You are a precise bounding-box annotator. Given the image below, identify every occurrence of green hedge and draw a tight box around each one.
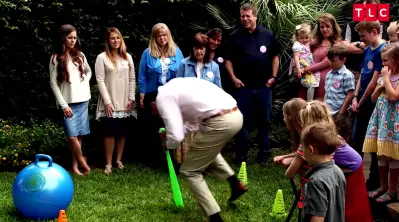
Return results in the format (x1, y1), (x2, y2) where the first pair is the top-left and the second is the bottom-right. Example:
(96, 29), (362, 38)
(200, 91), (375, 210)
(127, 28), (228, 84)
(0, 117), (289, 171)
(0, 119), (68, 171)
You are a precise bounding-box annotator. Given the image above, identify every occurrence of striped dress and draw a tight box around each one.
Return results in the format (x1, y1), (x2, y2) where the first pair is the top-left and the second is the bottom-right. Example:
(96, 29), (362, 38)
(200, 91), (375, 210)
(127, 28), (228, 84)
(296, 146), (312, 208)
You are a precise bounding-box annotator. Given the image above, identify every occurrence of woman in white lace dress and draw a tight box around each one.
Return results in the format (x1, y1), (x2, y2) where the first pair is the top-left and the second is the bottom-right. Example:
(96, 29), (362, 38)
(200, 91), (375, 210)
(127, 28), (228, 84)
(95, 27), (136, 175)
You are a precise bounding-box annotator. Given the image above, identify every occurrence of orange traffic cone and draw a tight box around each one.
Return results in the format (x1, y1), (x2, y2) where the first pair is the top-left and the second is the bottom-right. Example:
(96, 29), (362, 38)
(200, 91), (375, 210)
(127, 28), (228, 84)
(58, 210), (68, 222)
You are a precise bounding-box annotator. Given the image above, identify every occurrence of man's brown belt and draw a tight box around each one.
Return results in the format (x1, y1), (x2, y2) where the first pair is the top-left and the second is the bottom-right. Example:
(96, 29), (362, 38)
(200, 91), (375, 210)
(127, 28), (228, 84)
(202, 107), (238, 122)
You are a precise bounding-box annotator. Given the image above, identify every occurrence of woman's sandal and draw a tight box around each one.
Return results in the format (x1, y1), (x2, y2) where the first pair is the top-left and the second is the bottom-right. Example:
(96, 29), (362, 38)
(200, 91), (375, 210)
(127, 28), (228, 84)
(376, 192), (397, 203)
(116, 161), (124, 169)
(368, 188), (387, 199)
(104, 164), (112, 175)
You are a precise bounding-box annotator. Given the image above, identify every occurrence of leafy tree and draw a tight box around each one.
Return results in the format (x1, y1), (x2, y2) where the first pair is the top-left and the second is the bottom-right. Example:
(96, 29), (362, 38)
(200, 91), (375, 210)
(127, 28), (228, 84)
(204, 0), (354, 120)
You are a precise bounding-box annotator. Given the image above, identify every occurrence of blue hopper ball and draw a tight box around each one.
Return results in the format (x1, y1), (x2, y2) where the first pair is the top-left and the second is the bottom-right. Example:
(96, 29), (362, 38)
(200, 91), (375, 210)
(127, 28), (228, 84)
(12, 154), (74, 220)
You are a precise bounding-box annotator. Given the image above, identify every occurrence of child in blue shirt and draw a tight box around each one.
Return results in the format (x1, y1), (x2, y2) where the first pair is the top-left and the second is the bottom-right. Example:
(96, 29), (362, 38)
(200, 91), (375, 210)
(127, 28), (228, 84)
(352, 21), (386, 190)
(325, 44), (355, 143)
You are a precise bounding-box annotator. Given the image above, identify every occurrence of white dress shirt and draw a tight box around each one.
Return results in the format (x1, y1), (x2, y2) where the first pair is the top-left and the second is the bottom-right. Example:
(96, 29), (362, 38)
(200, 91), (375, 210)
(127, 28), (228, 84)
(156, 77), (237, 149)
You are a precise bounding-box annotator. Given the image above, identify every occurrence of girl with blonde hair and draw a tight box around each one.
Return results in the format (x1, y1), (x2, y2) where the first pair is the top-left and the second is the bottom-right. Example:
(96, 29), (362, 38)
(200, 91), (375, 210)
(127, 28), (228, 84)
(364, 43), (399, 203)
(95, 27), (136, 175)
(289, 23), (320, 101)
(274, 98), (308, 214)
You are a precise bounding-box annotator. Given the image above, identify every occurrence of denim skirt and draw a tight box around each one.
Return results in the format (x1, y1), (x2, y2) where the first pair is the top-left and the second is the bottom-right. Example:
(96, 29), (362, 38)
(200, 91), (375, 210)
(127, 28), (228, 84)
(62, 101), (90, 137)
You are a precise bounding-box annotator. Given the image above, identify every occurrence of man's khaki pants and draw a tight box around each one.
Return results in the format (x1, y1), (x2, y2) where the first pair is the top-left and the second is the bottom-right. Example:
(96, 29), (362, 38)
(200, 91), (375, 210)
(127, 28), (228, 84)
(179, 110), (243, 216)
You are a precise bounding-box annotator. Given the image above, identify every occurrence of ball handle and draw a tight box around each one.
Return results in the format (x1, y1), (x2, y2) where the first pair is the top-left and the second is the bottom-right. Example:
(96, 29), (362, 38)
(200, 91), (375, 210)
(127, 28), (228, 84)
(34, 154), (53, 167)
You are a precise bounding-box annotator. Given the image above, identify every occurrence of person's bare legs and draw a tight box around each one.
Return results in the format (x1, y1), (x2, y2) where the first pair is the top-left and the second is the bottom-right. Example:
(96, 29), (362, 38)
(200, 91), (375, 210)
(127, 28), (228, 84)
(104, 136), (115, 174)
(71, 153), (83, 176)
(115, 136), (126, 168)
(68, 136), (90, 176)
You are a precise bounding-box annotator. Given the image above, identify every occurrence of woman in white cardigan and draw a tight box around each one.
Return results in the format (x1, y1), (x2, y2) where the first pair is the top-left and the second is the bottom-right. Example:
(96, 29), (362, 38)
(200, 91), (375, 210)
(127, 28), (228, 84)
(49, 24), (92, 176)
(95, 27), (136, 175)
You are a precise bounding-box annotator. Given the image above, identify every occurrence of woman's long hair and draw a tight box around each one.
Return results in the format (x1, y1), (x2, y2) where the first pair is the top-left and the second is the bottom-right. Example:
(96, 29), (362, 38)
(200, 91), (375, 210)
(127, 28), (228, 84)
(148, 23), (177, 58)
(312, 13), (341, 49)
(52, 24), (84, 84)
(104, 27), (128, 68)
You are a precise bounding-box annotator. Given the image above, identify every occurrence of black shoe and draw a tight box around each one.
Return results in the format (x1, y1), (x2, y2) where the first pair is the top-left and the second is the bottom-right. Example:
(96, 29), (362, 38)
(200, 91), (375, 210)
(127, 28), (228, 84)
(209, 212), (224, 222)
(229, 181), (249, 202)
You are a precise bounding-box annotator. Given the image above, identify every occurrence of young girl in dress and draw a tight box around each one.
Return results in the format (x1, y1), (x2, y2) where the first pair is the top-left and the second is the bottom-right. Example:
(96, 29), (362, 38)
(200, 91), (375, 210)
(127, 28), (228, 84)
(275, 99), (372, 222)
(49, 24), (91, 176)
(276, 98), (308, 215)
(289, 23), (321, 101)
(364, 43), (399, 203)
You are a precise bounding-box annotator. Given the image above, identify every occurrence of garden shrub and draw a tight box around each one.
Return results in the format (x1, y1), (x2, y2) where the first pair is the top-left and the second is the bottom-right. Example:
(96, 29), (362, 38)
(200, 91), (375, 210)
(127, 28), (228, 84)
(0, 119), (68, 171)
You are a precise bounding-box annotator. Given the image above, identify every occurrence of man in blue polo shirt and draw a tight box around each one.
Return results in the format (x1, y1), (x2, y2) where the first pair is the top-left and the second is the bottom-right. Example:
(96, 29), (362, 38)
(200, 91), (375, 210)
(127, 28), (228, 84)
(225, 3), (280, 167)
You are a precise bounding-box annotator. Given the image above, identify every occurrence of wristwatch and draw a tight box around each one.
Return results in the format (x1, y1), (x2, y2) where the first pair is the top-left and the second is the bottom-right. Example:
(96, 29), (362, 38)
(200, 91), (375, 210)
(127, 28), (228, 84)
(355, 41), (361, 48)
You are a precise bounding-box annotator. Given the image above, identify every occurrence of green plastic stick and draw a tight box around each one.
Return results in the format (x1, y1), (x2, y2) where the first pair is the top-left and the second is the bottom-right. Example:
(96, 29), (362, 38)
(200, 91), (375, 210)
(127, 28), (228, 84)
(159, 127), (184, 209)
(166, 150), (184, 209)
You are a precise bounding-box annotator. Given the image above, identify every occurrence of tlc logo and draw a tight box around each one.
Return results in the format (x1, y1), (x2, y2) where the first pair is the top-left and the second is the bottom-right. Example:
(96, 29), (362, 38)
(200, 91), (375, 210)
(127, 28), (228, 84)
(353, 4), (390, 22)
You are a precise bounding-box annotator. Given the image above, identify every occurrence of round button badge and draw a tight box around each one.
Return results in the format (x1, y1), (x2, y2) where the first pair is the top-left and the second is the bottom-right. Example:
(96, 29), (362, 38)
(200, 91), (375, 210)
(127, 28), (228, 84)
(260, 45), (267, 53)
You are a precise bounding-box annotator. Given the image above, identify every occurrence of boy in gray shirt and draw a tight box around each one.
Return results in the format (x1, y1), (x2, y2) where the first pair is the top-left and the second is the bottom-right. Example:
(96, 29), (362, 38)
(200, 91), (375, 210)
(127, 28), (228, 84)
(300, 122), (346, 222)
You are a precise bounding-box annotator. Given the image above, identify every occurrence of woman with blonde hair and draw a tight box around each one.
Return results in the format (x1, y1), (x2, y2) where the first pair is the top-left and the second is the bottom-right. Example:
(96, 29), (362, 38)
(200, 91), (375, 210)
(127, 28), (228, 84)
(49, 24), (92, 176)
(138, 23), (184, 107)
(95, 27), (136, 175)
(138, 23), (184, 162)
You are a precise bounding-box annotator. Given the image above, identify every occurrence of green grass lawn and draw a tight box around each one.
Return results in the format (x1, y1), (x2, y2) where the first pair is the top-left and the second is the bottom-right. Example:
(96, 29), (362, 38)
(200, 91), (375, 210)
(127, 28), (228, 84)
(0, 150), (298, 222)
